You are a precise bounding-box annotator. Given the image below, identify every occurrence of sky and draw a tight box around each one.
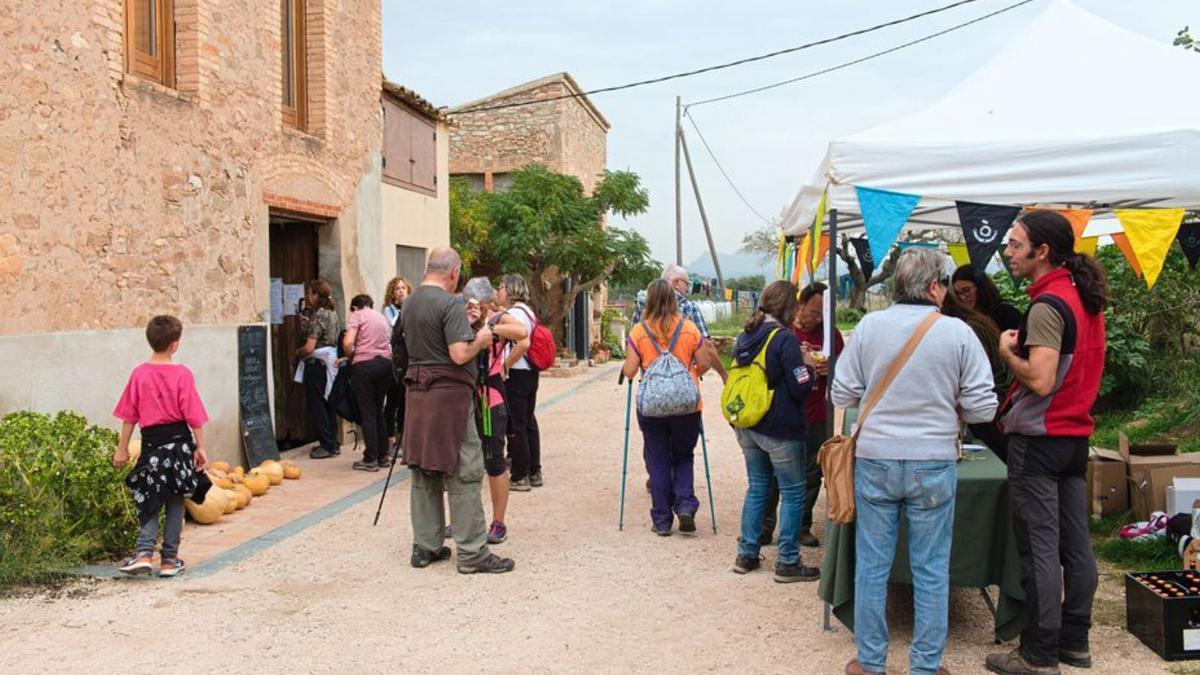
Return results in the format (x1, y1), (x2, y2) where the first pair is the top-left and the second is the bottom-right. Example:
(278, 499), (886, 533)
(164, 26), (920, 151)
(381, 0), (1196, 266)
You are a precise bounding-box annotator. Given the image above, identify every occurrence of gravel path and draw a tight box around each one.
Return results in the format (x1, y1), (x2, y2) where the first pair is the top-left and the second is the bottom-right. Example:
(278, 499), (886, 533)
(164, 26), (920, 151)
(0, 365), (1169, 673)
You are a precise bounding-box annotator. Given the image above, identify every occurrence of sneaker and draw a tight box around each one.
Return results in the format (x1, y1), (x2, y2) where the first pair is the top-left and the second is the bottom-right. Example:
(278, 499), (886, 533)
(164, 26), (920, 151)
(799, 530), (820, 548)
(118, 553), (154, 575)
(309, 447), (336, 459)
(652, 524), (672, 537)
(985, 649), (1060, 674)
(377, 454), (392, 468)
(529, 472), (543, 488)
(677, 513), (697, 533)
(845, 659), (885, 675)
(352, 460), (379, 472)
(774, 562), (820, 583)
(732, 554), (762, 574)
(457, 553), (515, 574)
(488, 521), (508, 544)
(158, 558), (187, 577)
(510, 477), (532, 492)
(410, 545), (451, 568)
(1058, 647), (1091, 669)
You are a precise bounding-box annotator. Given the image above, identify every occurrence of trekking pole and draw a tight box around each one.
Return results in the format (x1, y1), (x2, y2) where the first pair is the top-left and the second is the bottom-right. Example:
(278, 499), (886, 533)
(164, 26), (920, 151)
(618, 371), (632, 530)
(698, 418), (717, 534)
(373, 438), (402, 526)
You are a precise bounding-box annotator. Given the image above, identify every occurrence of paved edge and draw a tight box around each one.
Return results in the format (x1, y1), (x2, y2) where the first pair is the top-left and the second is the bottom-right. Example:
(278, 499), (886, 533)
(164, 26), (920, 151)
(75, 363), (620, 580)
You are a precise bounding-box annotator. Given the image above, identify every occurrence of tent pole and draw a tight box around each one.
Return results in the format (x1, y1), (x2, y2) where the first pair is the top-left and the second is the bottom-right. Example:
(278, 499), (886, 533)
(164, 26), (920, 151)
(823, 206), (838, 634)
(679, 126), (725, 294)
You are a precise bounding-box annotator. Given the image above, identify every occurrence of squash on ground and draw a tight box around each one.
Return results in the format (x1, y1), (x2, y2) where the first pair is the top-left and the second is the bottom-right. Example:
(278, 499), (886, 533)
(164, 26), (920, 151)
(232, 483), (252, 509)
(207, 469), (234, 490)
(243, 472), (270, 496)
(254, 461), (284, 486)
(185, 490), (227, 524)
(282, 462), (301, 480)
(231, 466), (245, 483)
(210, 461), (230, 472)
(220, 488), (238, 514)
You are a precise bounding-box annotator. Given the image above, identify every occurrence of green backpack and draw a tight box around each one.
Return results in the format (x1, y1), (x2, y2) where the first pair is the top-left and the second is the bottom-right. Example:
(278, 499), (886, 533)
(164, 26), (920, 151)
(720, 328), (780, 429)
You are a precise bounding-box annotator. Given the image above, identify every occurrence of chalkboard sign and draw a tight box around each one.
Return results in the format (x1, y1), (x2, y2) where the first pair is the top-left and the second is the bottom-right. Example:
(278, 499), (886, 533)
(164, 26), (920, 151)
(238, 325), (279, 467)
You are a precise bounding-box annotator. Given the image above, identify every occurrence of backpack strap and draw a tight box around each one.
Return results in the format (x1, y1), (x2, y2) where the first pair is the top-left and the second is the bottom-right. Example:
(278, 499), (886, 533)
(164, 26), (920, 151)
(666, 318), (685, 352)
(640, 321), (667, 357)
(853, 312), (941, 440)
(753, 328), (781, 369)
(514, 304), (538, 328)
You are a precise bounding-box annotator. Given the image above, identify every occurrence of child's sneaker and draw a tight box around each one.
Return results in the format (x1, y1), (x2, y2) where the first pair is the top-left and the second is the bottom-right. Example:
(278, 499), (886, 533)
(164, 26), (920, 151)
(488, 520), (508, 544)
(159, 558), (187, 577)
(118, 553), (154, 575)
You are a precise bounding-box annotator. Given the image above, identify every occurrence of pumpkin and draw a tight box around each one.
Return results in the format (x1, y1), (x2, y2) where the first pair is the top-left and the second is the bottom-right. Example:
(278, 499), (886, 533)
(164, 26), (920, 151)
(221, 488), (238, 514)
(243, 472), (270, 496)
(232, 483), (252, 509)
(231, 466), (245, 483)
(254, 461), (284, 486)
(207, 469), (234, 490)
(282, 463), (301, 480)
(184, 490), (227, 524)
(210, 461), (230, 472)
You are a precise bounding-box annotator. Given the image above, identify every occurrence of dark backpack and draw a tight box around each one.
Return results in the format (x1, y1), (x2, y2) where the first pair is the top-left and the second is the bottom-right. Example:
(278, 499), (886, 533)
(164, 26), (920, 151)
(328, 365), (359, 424)
(390, 315), (409, 378)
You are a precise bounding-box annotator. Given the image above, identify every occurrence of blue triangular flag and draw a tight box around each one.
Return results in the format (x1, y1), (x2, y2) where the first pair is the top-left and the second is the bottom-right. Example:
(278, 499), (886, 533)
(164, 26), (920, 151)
(856, 187), (920, 265)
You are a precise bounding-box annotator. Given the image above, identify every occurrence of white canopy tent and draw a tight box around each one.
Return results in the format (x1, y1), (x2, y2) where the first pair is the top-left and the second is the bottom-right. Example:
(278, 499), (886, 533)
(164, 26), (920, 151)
(781, 0), (1200, 239)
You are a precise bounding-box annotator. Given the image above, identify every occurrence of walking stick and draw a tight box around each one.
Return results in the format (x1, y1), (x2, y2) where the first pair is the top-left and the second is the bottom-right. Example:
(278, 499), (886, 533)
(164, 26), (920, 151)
(373, 438), (402, 526)
(618, 371), (632, 530)
(698, 418), (717, 534)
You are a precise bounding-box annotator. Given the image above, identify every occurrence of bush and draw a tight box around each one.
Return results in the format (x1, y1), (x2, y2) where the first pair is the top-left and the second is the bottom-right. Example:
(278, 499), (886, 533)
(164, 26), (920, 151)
(0, 411), (138, 587)
(836, 306), (864, 327)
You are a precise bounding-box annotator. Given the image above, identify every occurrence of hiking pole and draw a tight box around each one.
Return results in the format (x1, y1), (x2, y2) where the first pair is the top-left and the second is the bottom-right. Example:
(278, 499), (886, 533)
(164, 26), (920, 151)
(373, 438), (402, 526)
(698, 418), (717, 534)
(618, 371), (632, 530)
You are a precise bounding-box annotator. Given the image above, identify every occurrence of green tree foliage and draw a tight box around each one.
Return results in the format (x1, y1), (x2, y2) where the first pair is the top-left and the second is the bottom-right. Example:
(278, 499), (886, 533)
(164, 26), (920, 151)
(449, 165), (658, 339)
(725, 275), (766, 292)
(1175, 25), (1199, 52)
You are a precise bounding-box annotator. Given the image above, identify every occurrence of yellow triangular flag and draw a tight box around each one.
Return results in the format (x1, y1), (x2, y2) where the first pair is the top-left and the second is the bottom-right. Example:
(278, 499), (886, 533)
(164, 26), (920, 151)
(775, 232), (786, 280)
(1110, 233), (1143, 279)
(1075, 236), (1099, 257)
(947, 243), (971, 267)
(1115, 209), (1186, 288)
(810, 192), (828, 271)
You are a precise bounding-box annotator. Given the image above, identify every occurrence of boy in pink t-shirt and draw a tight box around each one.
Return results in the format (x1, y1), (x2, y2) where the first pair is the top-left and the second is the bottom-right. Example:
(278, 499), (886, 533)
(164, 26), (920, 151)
(112, 315), (210, 577)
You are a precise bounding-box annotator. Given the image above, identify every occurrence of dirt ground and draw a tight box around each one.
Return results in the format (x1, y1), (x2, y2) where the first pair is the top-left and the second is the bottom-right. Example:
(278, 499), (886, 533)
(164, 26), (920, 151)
(0, 365), (1173, 673)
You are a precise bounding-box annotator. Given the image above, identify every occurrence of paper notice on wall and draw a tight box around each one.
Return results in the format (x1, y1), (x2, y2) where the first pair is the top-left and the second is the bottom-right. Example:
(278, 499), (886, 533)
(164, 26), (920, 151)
(269, 278), (284, 325)
(283, 284), (305, 317)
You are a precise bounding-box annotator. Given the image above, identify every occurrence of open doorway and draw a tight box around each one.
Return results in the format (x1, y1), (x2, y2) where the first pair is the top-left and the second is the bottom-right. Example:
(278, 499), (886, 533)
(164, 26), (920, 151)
(268, 212), (324, 449)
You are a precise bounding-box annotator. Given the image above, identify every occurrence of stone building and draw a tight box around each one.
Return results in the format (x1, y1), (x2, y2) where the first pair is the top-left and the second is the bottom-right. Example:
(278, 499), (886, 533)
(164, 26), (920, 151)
(0, 1), (444, 465)
(448, 72), (610, 354)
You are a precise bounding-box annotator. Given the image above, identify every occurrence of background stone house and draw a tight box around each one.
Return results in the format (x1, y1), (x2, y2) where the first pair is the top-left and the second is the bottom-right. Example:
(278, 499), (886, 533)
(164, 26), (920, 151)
(0, 1), (445, 465)
(448, 72), (610, 356)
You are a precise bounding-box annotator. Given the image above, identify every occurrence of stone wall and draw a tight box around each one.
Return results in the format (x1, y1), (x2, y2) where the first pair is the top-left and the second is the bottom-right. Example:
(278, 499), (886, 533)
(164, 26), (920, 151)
(449, 82), (566, 179)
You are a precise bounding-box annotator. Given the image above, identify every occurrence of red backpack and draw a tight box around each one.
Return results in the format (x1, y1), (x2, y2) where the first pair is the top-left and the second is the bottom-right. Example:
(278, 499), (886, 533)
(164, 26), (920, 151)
(515, 306), (556, 372)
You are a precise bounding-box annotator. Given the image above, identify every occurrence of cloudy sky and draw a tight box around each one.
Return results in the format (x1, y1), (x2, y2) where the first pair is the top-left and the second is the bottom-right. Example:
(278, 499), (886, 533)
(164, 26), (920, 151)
(382, 0), (1195, 265)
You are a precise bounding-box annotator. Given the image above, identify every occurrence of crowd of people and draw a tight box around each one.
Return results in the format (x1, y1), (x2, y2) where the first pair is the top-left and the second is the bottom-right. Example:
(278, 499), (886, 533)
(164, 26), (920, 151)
(109, 210), (1108, 673)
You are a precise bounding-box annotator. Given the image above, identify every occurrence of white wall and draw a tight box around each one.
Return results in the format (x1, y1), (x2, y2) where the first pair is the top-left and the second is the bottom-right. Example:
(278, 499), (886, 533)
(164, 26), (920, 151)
(0, 325), (246, 466)
(380, 120), (450, 284)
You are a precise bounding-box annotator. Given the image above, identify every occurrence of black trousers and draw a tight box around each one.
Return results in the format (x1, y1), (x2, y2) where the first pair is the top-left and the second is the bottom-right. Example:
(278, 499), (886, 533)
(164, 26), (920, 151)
(763, 420), (826, 535)
(303, 359), (338, 452)
(1008, 434), (1096, 666)
(384, 375), (406, 444)
(505, 369), (541, 481)
(351, 357), (393, 463)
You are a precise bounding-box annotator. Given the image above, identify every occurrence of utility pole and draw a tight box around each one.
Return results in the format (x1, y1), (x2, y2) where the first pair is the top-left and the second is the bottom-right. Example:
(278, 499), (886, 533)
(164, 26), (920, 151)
(678, 126), (725, 294)
(674, 96), (682, 266)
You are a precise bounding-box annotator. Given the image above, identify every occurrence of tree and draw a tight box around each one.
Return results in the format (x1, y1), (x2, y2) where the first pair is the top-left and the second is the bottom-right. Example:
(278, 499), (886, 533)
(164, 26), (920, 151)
(725, 275), (766, 292)
(450, 165), (659, 342)
(1175, 25), (1200, 52)
(740, 222), (783, 265)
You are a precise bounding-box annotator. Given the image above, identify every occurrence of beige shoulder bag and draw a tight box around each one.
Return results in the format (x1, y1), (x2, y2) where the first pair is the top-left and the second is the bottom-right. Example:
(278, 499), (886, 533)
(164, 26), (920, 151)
(818, 312), (941, 524)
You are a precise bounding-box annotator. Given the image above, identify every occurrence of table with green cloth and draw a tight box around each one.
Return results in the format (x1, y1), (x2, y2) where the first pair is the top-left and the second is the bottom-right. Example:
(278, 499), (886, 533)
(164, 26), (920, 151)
(815, 446), (1026, 642)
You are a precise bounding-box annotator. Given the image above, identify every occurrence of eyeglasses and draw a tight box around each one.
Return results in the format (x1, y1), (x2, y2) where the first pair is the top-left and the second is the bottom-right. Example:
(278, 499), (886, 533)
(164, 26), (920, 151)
(1005, 239), (1029, 251)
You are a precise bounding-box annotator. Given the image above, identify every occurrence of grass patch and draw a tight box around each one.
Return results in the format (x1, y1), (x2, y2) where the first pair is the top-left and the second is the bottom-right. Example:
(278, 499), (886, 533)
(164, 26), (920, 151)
(1094, 535), (1179, 572)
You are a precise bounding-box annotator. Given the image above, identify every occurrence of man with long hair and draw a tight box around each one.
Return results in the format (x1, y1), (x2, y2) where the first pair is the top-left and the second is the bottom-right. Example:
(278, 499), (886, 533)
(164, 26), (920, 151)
(985, 211), (1109, 675)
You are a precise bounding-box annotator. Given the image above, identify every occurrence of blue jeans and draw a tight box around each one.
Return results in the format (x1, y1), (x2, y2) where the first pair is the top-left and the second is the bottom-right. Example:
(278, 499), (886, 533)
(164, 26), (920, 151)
(854, 458), (956, 675)
(735, 428), (806, 565)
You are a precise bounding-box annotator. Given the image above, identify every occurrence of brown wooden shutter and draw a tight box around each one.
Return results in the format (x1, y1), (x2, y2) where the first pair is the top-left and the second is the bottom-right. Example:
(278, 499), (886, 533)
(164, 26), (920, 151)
(382, 98), (413, 185)
(410, 116), (436, 193)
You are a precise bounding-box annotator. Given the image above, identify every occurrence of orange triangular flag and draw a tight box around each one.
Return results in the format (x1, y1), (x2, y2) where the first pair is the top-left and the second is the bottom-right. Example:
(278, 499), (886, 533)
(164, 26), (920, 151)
(1024, 207), (1092, 244)
(1110, 233), (1143, 279)
(808, 233), (831, 277)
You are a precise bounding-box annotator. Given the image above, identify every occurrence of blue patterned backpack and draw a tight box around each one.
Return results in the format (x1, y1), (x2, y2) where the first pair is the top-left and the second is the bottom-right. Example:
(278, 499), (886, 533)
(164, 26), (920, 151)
(636, 320), (701, 418)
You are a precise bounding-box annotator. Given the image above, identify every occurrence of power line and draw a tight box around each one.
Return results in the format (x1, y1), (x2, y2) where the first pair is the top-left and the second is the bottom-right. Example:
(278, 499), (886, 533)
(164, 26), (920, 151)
(683, 110), (772, 225)
(448, 0), (998, 115)
(685, 0), (1036, 108)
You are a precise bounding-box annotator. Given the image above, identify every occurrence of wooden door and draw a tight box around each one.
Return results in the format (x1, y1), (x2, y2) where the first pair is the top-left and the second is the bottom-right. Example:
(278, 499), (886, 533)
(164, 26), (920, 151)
(269, 215), (320, 446)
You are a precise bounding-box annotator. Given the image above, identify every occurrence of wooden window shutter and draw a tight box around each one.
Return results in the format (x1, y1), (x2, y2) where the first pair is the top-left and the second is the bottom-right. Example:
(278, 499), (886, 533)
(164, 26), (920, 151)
(382, 99), (413, 185)
(410, 117), (437, 193)
(281, 0), (307, 130)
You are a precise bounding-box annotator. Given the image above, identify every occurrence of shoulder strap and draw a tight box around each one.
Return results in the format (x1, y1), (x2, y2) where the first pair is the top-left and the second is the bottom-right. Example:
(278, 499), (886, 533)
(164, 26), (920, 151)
(514, 304), (538, 328)
(753, 328), (781, 368)
(641, 321), (667, 357)
(853, 312), (941, 439)
(666, 318), (685, 352)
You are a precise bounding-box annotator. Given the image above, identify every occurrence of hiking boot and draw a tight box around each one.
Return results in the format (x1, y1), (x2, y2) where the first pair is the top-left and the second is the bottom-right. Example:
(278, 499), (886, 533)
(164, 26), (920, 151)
(410, 545), (451, 568)
(488, 521), (508, 544)
(377, 454), (392, 468)
(529, 472), (544, 487)
(677, 513), (697, 533)
(309, 446), (336, 459)
(652, 524), (672, 537)
(774, 562), (820, 583)
(510, 477), (532, 492)
(118, 553), (154, 576)
(845, 659), (885, 675)
(732, 554), (762, 574)
(1058, 647), (1091, 669)
(158, 558), (187, 577)
(457, 553), (515, 574)
(352, 460), (379, 472)
(985, 649), (1060, 674)
(799, 530), (820, 547)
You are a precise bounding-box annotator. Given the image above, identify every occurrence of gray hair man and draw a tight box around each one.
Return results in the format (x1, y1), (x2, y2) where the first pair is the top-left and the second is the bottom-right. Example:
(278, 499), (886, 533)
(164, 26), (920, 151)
(633, 264), (728, 382)
(400, 246), (514, 574)
(833, 248), (997, 675)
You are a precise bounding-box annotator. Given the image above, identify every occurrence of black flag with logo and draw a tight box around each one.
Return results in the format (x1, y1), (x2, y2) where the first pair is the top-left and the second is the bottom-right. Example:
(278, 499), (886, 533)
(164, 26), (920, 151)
(850, 237), (875, 280)
(956, 201), (1021, 269)
(1179, 219), (1200, 270)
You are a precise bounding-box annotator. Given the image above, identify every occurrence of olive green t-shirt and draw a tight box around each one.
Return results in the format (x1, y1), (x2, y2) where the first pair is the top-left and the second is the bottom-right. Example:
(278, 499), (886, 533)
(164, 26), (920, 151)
(1024, 302), (1064, 352)
(401, 284), (477, 374)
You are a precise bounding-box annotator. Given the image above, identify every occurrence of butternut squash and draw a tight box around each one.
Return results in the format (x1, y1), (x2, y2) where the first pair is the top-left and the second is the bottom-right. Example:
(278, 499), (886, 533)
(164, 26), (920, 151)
(242, 472), (270, 496)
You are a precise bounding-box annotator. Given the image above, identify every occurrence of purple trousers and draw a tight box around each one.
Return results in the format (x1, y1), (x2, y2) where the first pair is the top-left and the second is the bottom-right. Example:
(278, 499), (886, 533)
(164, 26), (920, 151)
(637, 411), (701, 529)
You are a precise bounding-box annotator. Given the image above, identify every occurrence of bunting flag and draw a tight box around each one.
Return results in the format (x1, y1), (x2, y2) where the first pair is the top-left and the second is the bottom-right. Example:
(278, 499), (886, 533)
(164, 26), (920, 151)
(775, 232), (787, 280)
(793, 232), (811, 284)
(956, 201), (1021, 269)
(810, 233), (831, 277)
(857, 187), (919, 267)
(810, 192), (828, 272)
(850, 237), (875, 280)
(1179, 221), (1200, 270)
(1075, 236), (1099, 257)
(1056, 209), (1093, 243)
(1115, 208), (1186, 288)
(1110, 233), (1143, 279)
(898, 241), (937, 250)
(947, 243), (971, 267)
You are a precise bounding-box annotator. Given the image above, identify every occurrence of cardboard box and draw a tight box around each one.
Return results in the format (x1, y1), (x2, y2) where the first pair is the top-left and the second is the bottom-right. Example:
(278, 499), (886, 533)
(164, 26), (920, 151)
(1121, 433), (1200, 520)
(1088, 446), (1128, 517)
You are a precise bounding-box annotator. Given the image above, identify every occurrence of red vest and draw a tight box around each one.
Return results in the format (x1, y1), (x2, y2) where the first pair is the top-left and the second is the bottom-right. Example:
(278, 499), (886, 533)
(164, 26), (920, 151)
(1000, 267), (1106, 437)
